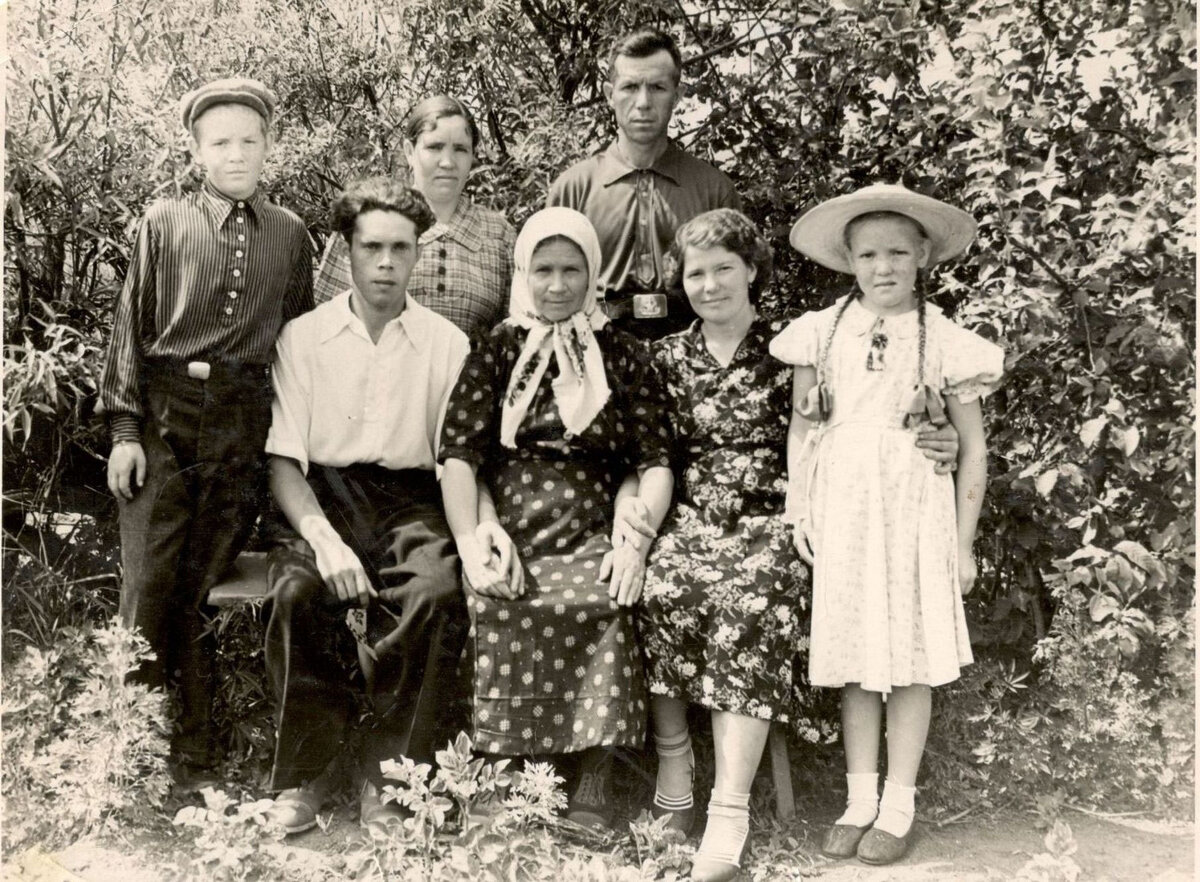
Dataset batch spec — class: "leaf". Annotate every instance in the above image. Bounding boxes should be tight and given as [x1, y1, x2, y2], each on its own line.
[1121, 426, 1140, 455]
[1088, 593, 1121, 623]
[1079, 416, 1107, 447]
[1035, 469, 1059, 497]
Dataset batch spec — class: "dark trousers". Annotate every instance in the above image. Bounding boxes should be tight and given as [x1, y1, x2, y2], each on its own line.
[264, 465, 467, 792]
[117, 360, 272, 766]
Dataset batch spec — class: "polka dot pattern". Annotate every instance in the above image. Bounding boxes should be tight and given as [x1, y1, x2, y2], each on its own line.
[440, 323, 670, 755]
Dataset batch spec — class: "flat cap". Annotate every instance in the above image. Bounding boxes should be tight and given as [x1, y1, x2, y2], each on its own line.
[179, 77, 276, 130]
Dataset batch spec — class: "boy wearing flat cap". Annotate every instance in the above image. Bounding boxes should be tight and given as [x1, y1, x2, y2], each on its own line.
[99, 76, 314, 784]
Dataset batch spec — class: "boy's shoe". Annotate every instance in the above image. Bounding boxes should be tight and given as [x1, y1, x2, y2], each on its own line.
[566, 748, 614, 830]
[820, 822, 871, 858]
[266, 787, 324, 835]
[856, 825, 912, 865]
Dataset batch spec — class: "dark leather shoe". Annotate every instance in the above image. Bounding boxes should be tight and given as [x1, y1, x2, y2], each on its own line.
[360, 782, 406, 831]
[267, 787, 323, 835]
[567, 749, 614, 830]
[651, 793, 695, 839]
[820, 822, 871, 858]
[856, 825, 911, 865]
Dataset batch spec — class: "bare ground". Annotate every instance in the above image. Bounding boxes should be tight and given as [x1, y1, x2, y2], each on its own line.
[7, 803, 1192, 881]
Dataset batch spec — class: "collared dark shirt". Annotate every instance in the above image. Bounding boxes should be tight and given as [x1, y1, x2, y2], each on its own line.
[312, 197, 515, 338]
[546, 140, 741, 298]
[100, 181, 314, 441]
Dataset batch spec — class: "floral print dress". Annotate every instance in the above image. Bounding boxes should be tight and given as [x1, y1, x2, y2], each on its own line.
[641, 316, 836, 741]
[440, 322, 672, 756]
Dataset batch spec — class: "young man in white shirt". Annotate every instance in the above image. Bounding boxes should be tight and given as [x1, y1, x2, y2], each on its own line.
[262, 178, 470, 833]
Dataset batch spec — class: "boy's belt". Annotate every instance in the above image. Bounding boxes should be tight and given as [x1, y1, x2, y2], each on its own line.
[145, 356, 270, 383]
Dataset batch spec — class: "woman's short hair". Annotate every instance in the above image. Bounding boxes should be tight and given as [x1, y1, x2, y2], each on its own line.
[607, 28, 683, 84]
[403, 94, 481, 151]
[331, 177, 436, 244]
[666, 208, 774, 302]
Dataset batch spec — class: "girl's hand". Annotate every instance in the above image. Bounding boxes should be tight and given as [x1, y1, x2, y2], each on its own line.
[600, 543, 647, 607]
[792, 520, 815, 565]
[459, 534, 514, 599]
[958, 545, 977, 595]
[613, 496, 655, 552]
[476, 521, 525, 598]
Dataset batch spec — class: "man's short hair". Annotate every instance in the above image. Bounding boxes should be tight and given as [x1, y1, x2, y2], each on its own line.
[607, 28, 683, 84]
[331, 177, 437, 245]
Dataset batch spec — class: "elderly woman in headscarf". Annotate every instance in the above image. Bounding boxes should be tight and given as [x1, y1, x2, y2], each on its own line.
[439, 207, 674, 827]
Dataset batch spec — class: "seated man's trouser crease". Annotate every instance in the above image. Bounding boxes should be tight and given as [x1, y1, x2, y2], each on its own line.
[264, 464, 466, 791]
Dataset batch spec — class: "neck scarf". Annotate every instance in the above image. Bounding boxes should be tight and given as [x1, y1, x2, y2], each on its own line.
[500, 207, 610, 449]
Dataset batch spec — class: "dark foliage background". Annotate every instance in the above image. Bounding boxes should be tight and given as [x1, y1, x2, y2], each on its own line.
[4, 0, 1194, 816]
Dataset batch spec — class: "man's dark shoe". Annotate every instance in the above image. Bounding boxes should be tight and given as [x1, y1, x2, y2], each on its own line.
[266, 786, 324, 835]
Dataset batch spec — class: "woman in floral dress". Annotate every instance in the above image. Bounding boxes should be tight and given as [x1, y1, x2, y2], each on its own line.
[439, 207, 674, 827]
[628, 209, 834, 882]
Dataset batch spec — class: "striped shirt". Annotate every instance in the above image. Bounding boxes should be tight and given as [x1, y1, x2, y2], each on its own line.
[312, 197, 515, 339]
[100, 181, 314, 442]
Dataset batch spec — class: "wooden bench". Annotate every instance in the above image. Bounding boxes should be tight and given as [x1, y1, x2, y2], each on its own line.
[208, 551, 270, 607]
[768, 726, 795, 820]
[206, 551, 797, 820]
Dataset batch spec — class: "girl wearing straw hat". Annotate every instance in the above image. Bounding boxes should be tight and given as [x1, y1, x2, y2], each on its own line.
[769, 184, 1004, 865]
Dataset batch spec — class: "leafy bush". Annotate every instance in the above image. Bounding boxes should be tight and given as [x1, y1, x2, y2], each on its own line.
[1, 618, 171, 857]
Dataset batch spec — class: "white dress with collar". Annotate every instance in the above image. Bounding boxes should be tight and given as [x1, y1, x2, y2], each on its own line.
[770, 297, 1002, 692]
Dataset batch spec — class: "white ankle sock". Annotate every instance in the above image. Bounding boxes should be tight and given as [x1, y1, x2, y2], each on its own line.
[835, 772, 879, 827]
[695, 788, 750, 865]
[654, 730, 694, 809]
[874, 778, 916, 837]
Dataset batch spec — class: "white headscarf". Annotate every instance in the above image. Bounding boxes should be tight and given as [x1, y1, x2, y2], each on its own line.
[500, 207, 611, 449]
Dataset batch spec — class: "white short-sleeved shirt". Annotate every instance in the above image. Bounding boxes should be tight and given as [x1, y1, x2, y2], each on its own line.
[266, 290, 469, 474]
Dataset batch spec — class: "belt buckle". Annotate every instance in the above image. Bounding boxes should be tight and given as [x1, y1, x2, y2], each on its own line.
[187, 361, 211, 380]
[632, 293, 667, 319]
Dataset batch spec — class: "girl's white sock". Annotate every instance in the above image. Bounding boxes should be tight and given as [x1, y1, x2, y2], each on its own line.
[874, 778, 916, 837]
[834, 772, 879, 827]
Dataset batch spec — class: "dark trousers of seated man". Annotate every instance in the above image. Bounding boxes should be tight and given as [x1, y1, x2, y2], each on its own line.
[264, 464, 467, 793]
[118, 360, 272, 767]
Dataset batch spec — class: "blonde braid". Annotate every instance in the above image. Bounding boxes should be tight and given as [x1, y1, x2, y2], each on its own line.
[817, 287, 859, 388]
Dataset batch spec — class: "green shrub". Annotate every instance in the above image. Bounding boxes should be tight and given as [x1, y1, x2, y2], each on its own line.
[1, 618, 171, 857]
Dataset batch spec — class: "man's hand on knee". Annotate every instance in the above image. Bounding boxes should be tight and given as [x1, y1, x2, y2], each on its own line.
[301, 516, 375, 606]
[107, 441, 147, 500]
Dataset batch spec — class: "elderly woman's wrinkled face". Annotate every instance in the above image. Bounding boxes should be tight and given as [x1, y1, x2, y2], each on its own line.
[680, 245, 756, 325]
[529, 238, 590, 322]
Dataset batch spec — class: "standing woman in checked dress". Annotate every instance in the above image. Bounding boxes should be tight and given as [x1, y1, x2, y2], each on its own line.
[313, 95, 514, 338]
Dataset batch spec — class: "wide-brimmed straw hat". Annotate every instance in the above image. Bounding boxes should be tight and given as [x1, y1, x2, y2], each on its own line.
[789, 183, 977, 274]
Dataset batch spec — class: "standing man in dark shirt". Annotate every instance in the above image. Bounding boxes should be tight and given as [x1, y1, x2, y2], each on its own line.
[99, 77, 313, 783]
[547, 28, 741, 339]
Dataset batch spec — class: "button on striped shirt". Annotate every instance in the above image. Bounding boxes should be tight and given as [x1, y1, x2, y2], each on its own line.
[100, 181, 314, 442]
[312, 197, 515, 339]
